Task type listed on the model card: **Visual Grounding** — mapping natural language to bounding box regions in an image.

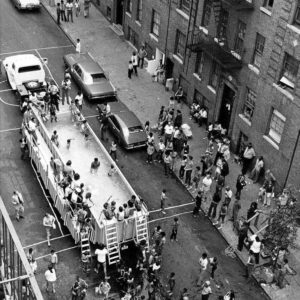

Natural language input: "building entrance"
[218,84,235,131]
[116,0,124,25]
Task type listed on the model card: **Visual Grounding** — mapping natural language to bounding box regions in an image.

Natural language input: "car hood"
[20,0,40,5]
[86,81,115,96]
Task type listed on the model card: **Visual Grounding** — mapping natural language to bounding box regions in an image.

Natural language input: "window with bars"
[280,53,299,89]
[126,0,132,14]
[252,33,265,69]
[195,51,204,77]
[151,10,160,37]
[175,30,186,60]
[137,0,142,22]
[202,0,212,28]
[179,0,191,15]
[242,88,256,122]
[209,61,221,89]
[268,109,285,144]
[234,21,246,55]
[263,0,274,10]
[217,9,229,41]
[294,1,300,25]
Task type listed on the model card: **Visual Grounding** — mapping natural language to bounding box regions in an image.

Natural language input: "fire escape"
[186,0,254,70]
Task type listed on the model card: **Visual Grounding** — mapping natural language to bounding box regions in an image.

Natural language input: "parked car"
[11,0,41,10]
[97,102,148,150]
[3,54,46,90]
[63,53,117,101]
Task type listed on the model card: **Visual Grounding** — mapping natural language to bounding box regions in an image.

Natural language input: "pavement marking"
[35,245,80,260]
[84,114,98,119]
[148,210,193,224]
[0,127,21,133]
[0,96,19,107]
[0,88,13,93]
[0,80,7,84]
[0,45,73,57]
[23,234,72,249]
[35,49,58,87]
[149,202,194,214]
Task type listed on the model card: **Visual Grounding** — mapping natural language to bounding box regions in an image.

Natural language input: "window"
[106,6,111,20]
[217,9,229,41]
[268,109,285,143]
[151,10,160,37]
[175,30,186,60]
[242,88,256,122]
[74,64,82,77]
[127,26,139,48]
[202,0,212,28]
[252,33,265,69]
[234,20,246,55]
[263,0,274,10]
[126,0,132,14]
[179,0,190,15]
[18,65,41,73]
[209,61,221,89]
[136,0,142,22]
[294,1,300,25]
[280,53,300,89]
[195,51,204,77]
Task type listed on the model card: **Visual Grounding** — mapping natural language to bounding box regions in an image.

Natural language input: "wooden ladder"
[135,215,149,250]
[105,223,121,265]
[80,231,92,271]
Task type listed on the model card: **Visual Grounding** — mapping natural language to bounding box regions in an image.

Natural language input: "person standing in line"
[60,0,66,22]
[174,86,183,110]
[12,191,24,221]
[193,189,204,217]
[109,140,118,161]
[56,3,61,25]
[201,281,212,300]
[184,155,194,188]
[224,186,233,207]
[75,90,83,111]
[138,45,147,68]
[213,203,228,229]
[94,243,108,278]
[75,0,81,17]
[131,51,138,76]
[20,137,28,160]
[161,189,167,215]
[237,221,249,251]
[76,38,81,54]
[207,190,221,220]
[242,143,256,175]
[163,150,172,177]
[83,0,90,18]
[128,60,133,79]
[156,138,165,163]
[197,253,209,286]
[202,173,213,203]
[61,76,71,105]
[90,157,100,174]
[51,130,59,147]
[170,217,179,242]
[167,272,176,294]
[179,155,187,180]
[235,173,246,199]
[66,0,74,22]
[50,250,58,269]
[45,265,57,293]
[43,213,56,247]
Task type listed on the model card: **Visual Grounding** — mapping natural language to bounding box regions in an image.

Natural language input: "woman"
[250,156,264,183]
[45,265,57,293]
[83,0,90,18]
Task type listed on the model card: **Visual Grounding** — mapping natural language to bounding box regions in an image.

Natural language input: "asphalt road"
[0,2,268,299]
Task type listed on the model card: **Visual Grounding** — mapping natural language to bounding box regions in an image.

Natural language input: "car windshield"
[128,126,144,133]
[18,65,41,73]
[84,73,106,84]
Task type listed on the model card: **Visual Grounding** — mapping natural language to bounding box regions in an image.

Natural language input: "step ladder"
[135,215,149,250]
[105,223,120,265]
[80,231,92,272]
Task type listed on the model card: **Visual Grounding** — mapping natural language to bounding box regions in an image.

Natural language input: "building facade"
[94,0,300,190]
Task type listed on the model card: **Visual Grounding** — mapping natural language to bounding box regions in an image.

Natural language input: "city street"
[0,1,268,299]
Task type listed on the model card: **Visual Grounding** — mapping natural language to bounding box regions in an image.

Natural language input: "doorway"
[218,84,235,131]
[165,57,174,79]
[116,0,124,25]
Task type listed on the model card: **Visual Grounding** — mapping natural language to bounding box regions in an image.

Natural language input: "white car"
[11,0,41,10]
[3,54,46,90]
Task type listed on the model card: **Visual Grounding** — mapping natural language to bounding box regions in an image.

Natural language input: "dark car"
[63,53,117,101]
[98,102,148,150]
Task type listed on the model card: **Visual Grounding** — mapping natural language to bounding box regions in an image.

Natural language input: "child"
[110,140,117,161]
[50,249,58,269]
[170,217,179,242]
[128,60,133,79]
[49,104,57,122]
[98,278,111,300]
[193,189,204,217]
[192,166,201,191]
[108,164,116,176]
[81,251,90,273]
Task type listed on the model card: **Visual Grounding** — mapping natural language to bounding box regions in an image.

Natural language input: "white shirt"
[131,54,138,66]
[75,94,83,105]
[250,235,261,253]
[28,120,36,131]
[43,215,55,227]
[202,177,212,192]
[164,124,173,135]
[199,257,208,270]
[76,42,81,53]
[225,189,233,199]
[95,248,108,263]
[158,142,165,151]
[45,269,57,282]
[12,191,24,206]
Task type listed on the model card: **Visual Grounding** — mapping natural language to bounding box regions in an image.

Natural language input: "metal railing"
[0,196,43,299]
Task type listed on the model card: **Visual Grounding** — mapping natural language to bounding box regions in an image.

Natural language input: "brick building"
[94,0,300,190]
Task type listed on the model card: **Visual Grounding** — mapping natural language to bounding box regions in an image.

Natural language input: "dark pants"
[179,166,185,179]
[242,157,252,175]
[110,150,117,161]
[170,229,177,240]
[214,151,223,165]
[193,205,200,216]
[253,252,260,264]
[60,10,66,21]
[236,187,242,199]
[133,65,138,76]
[237,234,247,251]
[57,13,61,25]
[211,266,217,279]
[147,154,153,163]
[138,57,144,68]
[100,124,108,141]
[164,163,171,176]
[185,170,192,185]
[208,202,218,219]
[67,10,73,22]
[156,150,163,162]
[128,69,132,79]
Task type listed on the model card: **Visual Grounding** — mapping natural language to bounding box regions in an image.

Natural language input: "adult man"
[61,76,71,105]
[197,253,209,286]
[12,191,24,221]
[224,186,233,207]
[164,121,174,145]
[184,155,194,188]
[249,235,262,264]
[242,143,256,175]
[138,45,147,68]
[56,3,61,25]
[160,189,167,215]
[60,0,66,21]
[163,150,172,177]
[94,243,108,278]
[207,190,221,220]
[66,0,73,22]
[43,213,56,246]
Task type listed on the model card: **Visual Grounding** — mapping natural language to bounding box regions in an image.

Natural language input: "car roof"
[67,53,104,74]
[6,54,41,68]
[115,110,143,128]
[108,102,130,113]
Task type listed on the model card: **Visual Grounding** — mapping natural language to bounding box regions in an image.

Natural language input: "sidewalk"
[42,1,300,299]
